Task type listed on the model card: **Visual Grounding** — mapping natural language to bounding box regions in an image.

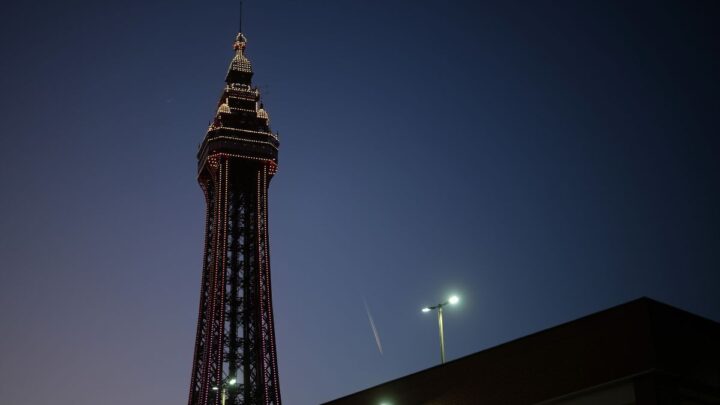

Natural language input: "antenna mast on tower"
[239,1,243,33]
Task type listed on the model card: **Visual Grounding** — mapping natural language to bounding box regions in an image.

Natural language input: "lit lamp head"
[421,307,431,313]
[228,378,237,386]
[448,295,460,305]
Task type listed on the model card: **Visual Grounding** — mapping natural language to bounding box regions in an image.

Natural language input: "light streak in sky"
[363,298,383,355]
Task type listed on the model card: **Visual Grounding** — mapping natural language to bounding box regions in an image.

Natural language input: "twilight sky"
[0,1,718,404]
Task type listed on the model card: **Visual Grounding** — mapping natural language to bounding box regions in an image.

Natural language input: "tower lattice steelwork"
[187,31,281,405]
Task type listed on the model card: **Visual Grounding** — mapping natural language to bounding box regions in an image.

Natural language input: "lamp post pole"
[423,295,459,365]
[213,377,237,405]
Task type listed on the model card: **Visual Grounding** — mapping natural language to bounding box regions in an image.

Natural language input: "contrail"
[363,298,383,355]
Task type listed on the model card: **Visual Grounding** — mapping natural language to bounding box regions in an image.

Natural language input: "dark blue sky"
[1,1,718,404]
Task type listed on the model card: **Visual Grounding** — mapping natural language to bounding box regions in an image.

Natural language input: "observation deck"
[197,33,279,174]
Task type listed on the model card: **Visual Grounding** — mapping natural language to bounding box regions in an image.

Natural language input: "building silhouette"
[187,30,282,405]
[324,298,720,405]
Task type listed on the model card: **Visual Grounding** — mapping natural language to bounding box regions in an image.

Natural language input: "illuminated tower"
[187,31,281,405]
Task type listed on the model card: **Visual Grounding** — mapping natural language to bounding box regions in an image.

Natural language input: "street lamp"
[422,295,460,364]
[212,377,237,405]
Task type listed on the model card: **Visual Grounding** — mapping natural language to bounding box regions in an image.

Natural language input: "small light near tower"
[422,307,431,313]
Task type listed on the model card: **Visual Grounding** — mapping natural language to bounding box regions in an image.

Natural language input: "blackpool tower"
[187,29,282,405]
